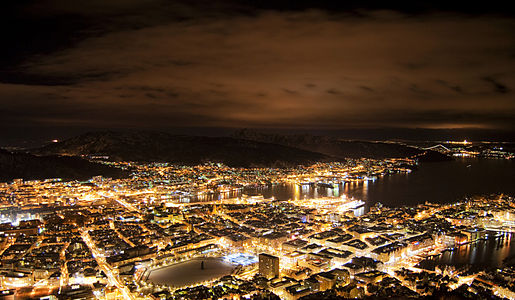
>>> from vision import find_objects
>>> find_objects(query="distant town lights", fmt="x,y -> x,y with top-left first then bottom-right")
446,139 -> 470,145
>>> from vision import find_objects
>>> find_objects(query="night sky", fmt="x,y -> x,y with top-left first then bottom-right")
1,1 -> 514,143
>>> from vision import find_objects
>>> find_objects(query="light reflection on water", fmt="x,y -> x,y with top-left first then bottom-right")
179,158 -> 514,209
346,158 -> 515,208
420,232 -> 515,270
236,158 -> 515,210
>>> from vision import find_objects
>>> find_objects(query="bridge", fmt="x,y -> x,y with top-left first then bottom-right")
422,144 -> 451,153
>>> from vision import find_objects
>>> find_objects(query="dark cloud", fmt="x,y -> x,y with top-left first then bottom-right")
282,89 -> 299,95
482,76 -> 510,94
359,86 -> 375,92
1,1 -> 514,141
326,88 -> 341,95
435,80 -> 464,94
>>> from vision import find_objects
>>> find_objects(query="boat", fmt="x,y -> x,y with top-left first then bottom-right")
316,182 -> 334,188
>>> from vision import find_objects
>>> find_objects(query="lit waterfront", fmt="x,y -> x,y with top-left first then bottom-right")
241,158 -> 515,211
418,232 -> 515,271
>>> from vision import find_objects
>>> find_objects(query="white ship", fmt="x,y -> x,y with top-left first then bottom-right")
343,199 -> 366,210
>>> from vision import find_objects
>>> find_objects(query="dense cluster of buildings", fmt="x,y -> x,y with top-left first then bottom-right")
0,160 -> 513,299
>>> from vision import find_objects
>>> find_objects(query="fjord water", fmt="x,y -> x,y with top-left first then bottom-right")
418,232 -> 515,271
243,158 -> 515,209
346,158 -> 515,208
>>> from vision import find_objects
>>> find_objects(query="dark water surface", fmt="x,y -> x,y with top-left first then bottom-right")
418,232 -> 515,270
241,158 -> 515,210
348,158 -> 515,208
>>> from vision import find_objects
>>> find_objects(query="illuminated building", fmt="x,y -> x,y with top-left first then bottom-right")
259,253 -> 279,279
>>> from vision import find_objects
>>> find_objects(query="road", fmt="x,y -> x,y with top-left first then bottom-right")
80,229 -> 135,300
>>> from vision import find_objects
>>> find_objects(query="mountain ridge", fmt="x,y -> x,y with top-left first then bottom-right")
232,129 -> 425,159
0,148 -> 128,182
32,131 -> 331,167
